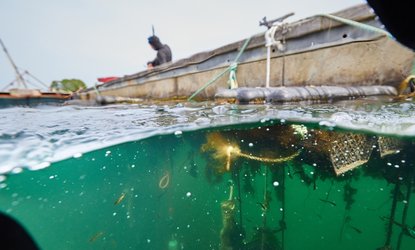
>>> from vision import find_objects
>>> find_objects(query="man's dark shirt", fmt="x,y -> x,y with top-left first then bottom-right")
148,36 -> 172,67
150,44 -> 172,66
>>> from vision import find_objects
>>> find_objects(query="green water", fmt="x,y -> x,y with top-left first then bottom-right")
1,120 -> 415,250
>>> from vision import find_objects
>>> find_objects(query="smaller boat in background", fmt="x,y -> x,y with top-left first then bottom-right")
0,38 -> 71,108
0,88 -> 71,107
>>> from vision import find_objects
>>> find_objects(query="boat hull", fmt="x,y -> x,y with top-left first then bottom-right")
0,92 -> 71,107
78,4 -> 415,102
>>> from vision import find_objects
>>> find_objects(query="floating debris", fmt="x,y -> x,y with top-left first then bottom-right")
114,192 -> 126,206
89,231 -> 104,243
319,198 -> 337,206
349,225 -> 363,234
257,202 -> 268,211
159,171 -> 170,189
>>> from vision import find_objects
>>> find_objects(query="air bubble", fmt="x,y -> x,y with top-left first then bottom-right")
73,153 -> 82,158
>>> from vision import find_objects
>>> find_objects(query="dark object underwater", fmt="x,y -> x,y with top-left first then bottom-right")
0,212 -> 39,250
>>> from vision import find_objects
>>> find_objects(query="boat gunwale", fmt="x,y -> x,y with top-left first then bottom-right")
0,92 -> 72,99
87,3 -> 377,91
98,34 -> 387,93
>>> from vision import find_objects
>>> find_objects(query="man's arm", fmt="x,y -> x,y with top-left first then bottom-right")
148,46 -> 171,69
147,56 -> 160,69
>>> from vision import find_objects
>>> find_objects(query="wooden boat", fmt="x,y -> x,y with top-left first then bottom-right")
78,3 -> 415,104
0,39 -> 72,107
0,89 -> 71,107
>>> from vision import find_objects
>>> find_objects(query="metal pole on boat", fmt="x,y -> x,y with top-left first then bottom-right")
23,70 -> 48,90
0,38 -> 28,89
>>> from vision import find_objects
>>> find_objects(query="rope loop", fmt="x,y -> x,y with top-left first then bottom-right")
228,62 -> 239,89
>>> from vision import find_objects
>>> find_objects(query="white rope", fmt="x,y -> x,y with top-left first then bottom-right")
265,23 -> 285,88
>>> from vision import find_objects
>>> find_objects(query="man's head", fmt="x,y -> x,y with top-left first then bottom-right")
148,35 -> 162,50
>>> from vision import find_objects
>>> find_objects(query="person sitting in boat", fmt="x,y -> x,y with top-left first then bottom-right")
147,35 -> 172,69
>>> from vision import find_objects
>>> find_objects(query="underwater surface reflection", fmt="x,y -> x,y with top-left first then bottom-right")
2,98 -> 415,174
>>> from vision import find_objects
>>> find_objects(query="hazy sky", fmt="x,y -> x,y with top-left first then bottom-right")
0,0 -> 366,88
